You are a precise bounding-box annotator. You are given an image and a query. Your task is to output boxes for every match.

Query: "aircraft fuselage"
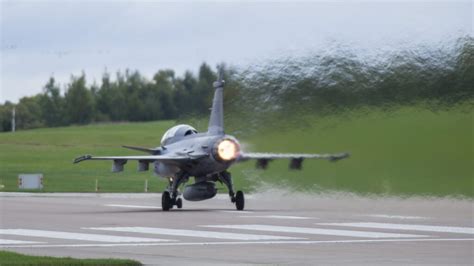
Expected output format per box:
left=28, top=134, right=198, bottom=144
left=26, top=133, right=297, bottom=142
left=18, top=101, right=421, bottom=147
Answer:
left=154, top=133, right=239, bottom=178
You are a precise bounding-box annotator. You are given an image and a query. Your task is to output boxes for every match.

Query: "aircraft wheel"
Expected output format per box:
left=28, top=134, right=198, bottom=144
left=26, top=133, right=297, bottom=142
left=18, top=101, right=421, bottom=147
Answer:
left=176, top=198, right=183, bottom=209
left=162, top=191, right=171, bottom=211
left=235, top=191, right=244, bottom=211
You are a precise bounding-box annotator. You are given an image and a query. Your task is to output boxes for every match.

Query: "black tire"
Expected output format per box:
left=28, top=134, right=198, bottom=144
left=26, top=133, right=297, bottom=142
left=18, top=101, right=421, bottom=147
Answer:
left=162, top=191, right=171, bottom=211
left=235, top=191, right=244, bottom=211
left=176, top=198, right=183, bottom=209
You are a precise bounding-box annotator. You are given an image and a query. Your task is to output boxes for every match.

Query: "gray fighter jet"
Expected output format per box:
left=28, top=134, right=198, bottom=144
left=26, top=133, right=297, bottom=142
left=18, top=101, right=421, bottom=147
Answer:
left=74, top=76, right=349, bottom=211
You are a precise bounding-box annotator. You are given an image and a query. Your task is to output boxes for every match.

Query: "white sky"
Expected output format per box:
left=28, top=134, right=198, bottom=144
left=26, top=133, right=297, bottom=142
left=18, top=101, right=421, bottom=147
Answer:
left=1, top=0, right=472, bottom=103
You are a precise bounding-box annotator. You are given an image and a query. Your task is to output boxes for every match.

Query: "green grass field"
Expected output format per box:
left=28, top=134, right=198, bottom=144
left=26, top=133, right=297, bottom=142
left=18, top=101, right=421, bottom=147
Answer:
left=0, top=250, right=141, bottom=266
left=0, top=105, right=472, bottom=197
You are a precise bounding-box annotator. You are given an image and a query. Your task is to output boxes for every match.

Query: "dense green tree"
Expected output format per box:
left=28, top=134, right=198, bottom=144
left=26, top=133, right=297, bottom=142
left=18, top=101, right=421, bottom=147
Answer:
left=96, top=72, right=127, bottom=121
left=39, top=77, right=65, bottom=127
left=123, top=71, right=147, bottom=121
left=0, top=102, right=14, bottom=131
left=64, top=74, right=94, bottom=124
left=153, top=70, right=177, bottom=119
left=16, top=96, right=44, bottom=129
left=173, top=71, right=198, bottom=116
left=194, top=63, right=216, bottom=114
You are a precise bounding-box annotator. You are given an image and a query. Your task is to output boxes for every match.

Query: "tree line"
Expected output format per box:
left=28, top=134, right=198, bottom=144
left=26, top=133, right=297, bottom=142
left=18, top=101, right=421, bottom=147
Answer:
left=0, top=37, right=472, bottom=132
left=0, top=63, right=232, bottom=131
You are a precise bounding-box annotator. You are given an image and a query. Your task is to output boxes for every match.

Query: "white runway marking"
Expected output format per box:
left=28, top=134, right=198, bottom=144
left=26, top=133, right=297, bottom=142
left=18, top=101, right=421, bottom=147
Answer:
left=0, top=239, right=44, bottom=245
left=0, top=229, right=171, bottom=243
left=1, top=238, right=472, bottom=248
left=219, top=210, right=253, bottom=214
left=203, top=225, right=427, bottom=238
left=85, top=227, right=303, bottom=241
left=319, top=222, right=474, bottom=235
left=104, top=204, right=161, bottom=209
left=239, top=215, right=314, bottom=220
left=363, top=214, right=428, bottom=220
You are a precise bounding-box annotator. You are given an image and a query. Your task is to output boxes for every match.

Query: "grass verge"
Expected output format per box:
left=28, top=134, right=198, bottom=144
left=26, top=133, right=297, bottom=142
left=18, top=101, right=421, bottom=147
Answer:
left=0, top=250, right=141, bottom=266
left=0, top=104, right=472, bottom=197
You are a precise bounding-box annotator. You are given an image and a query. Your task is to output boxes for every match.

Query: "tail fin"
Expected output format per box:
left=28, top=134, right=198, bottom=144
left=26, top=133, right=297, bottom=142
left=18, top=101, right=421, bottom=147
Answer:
left=208, top=74, right=225, bottom=135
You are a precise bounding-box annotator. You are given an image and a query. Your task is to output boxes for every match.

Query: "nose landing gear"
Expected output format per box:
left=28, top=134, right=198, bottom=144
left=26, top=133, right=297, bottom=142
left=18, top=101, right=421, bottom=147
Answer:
left=161, top=191, right=184, bottom=211
left=162, top=172, right=188, bottom=211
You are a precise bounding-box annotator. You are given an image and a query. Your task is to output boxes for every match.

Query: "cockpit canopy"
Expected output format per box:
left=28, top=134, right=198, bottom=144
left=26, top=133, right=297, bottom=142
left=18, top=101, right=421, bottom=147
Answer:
left=160, top=124, right=198, bottom=146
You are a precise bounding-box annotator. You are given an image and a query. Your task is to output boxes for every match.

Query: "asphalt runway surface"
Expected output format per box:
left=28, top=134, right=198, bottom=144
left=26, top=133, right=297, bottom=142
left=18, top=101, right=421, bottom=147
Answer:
left=0, top=190, right=473, bottom=265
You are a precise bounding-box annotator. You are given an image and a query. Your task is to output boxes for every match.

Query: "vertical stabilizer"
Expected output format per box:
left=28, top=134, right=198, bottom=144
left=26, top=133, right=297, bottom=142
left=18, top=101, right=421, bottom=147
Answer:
left=208, top=77, right=225, bottom=135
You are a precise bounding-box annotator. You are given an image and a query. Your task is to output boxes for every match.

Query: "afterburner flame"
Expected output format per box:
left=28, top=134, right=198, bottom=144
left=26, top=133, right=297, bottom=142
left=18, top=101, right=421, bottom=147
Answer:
left=217, top=139, right=240, bottom=161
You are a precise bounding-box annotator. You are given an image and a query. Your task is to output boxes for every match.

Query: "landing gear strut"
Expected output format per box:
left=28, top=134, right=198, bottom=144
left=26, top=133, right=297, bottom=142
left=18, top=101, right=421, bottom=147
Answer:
left=162, top=172, right=188, bottom=211
left=219, top=171, right=245, bottom=211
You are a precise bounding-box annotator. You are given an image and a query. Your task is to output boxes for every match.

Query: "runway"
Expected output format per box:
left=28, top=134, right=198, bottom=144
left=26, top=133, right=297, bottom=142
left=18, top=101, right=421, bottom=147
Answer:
left=0, top=191, right=472, bottom=265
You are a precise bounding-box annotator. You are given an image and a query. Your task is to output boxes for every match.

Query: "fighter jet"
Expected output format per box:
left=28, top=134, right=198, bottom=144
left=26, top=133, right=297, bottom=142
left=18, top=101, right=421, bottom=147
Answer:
left=74, top=75, right=349, bottom=211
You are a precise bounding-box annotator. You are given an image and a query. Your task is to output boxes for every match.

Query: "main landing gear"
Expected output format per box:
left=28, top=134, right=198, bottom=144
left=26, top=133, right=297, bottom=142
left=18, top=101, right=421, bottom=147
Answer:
left=161, top=171, right=245, bottom=211
left=219, top=171, right=245, bottom=211
left=234, top=190, right=245, bottom=211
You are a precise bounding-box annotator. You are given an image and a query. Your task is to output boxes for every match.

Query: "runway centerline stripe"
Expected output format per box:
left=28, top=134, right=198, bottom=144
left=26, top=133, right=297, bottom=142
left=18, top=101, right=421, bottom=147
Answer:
left=0, top=229, right=171, bottom=243
left=84, top=227, right=303, bottom=241
left=0, top=239, right=44, bottom=245
left=239, top=215, right=314, bottom=220
left=104, top=204, right=161, bottom=209
left=202, top=225, right=427, bottom=238
left=318, top=222, right=474, bottom=234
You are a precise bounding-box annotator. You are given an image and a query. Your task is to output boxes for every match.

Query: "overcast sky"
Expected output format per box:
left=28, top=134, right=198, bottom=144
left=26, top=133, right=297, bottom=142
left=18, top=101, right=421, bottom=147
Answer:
left=1, top=0, right=472, bottom=103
